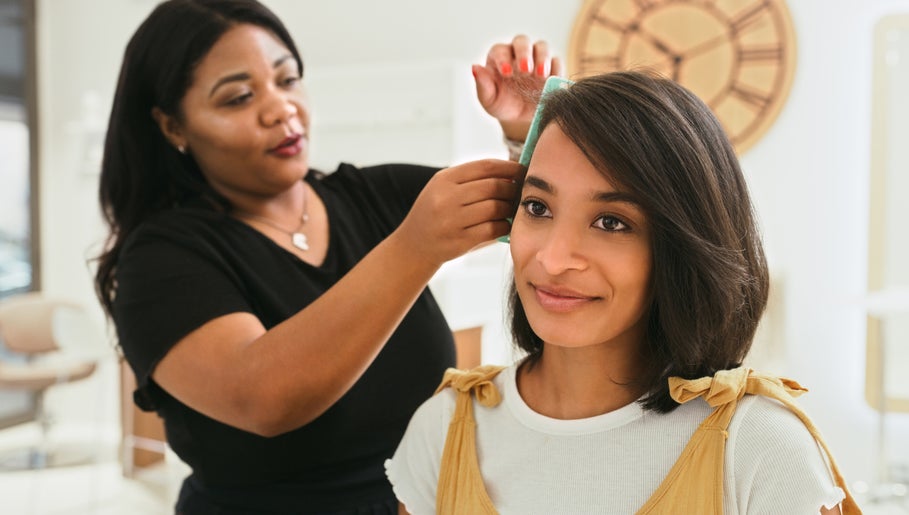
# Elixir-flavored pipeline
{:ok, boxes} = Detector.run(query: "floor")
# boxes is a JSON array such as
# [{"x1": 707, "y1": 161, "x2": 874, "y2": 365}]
[
  {"x1": 0, "y1": 359, "x2": 907, "y2": 514},
  {"x1": 0, "y1": 358, "x2": 191, "y2": 514}
]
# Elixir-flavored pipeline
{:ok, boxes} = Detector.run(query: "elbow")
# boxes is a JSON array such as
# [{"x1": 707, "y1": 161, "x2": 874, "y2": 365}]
[
  {"x1": 235, "y1": 389, "x2": 320, "y2": 438},
  {"x1": 241, "y1": 405, "x2": 298, "y2": 438}
]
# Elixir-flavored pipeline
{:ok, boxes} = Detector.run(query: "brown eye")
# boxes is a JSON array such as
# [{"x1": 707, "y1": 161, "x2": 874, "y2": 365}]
[
  {"x1": 594, "y1": 215, "x2": 629, "y2": 232},
  {"x1": 521, "y1": 199, "x2": 550, "y2": 218}
]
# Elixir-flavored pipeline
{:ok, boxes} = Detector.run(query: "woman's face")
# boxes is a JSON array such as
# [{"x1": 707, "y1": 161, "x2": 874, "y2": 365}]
[
  {"x1": 510, "y1": 123, "x2": 653, "y2": 351},
  {"x1": 163, "y1": 23, "x2": 310, "y2": 200}
]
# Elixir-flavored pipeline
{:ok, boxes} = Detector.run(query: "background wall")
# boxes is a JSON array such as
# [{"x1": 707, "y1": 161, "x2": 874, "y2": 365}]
[{"x1": 34, "y1": 0, "x2": 909, "y2": 488}]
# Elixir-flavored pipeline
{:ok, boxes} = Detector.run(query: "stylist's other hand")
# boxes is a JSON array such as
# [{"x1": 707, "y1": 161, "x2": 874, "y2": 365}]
[
  {"x1": 396, "y1": 159, "x2": 523, "y2": 265},
  {"x1": 473, "y1": 35, "x2": 563, "y2": 141}
]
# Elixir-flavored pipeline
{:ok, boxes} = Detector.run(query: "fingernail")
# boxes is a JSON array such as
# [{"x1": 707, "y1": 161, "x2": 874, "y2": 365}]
[
  {"x1": 536, "y1": 62, "x2": 546, "y2": 77},
  {"x1": 471, "y1": 65, "x2": 478, "y2": 79},
  {"x1": 520, "y1": 58, "x2": 530, "y2": 73},
  {"x1": 500, "y1": 62, "x2": 513, "y2": 76}
]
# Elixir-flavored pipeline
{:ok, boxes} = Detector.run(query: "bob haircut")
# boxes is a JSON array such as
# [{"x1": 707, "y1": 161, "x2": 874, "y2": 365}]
[
  {"x1": 508, "y1": 71, "x2": 770, "y2": 413},
  {"x1": 95, "y1": 0, "x2": 303, "y2": 315}
]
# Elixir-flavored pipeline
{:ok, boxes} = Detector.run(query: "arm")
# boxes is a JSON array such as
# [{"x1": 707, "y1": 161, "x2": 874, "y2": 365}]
[
  {"x1": 472, "y1": 35, "x2": 564, "y2": 150},
  {"x1": 151, "y1": 160, "x2": 522, "y2": 436}
]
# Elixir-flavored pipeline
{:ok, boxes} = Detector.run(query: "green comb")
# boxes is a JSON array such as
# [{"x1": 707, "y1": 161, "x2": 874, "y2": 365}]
[{"x1": 499, "y1": 75, "x2": 575, "y2": 243}]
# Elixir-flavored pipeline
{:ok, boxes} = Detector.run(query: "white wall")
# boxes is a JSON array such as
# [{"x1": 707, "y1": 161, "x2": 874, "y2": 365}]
[{"x1": 35, "y1": 0, "x2": 909, "y2": 487}]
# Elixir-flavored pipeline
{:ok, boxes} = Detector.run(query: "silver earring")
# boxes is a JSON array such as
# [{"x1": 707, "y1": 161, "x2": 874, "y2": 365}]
[{"x1": 177, "y1": 145, "x2": 186, "y2": 154}]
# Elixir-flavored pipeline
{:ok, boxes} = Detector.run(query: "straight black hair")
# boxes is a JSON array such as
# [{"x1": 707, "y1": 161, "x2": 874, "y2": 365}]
[{"x1": 95, "y1": 0, "x2": 303, "y2": 315}]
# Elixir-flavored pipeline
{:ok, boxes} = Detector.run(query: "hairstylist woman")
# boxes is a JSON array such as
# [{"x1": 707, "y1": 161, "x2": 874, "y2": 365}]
[{"x1": 93, "y1": 1, "x2": 560, "y2": 512}]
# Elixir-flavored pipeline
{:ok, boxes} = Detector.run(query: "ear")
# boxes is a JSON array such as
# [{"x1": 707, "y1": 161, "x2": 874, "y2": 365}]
[{"x1": 151, "y1": 106, "x2": 187, "y2": 151}]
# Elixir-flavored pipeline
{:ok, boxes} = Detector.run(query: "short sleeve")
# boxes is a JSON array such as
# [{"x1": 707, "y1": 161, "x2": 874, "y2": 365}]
[
  {"x1": 726, "y1": 396, "x2": 846, "y2": 514},
  {"x1": 113, "y1": 217, "x2": 253, "y2": 410},
  {"x1": 385, "y1": 388, "x2": 456, "y2": 515}
]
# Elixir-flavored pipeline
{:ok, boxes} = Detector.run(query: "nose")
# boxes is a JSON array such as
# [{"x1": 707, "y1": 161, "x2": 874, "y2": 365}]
[
  {"x1": 260, "y1": 89, "x2": 297, "y2": 127},
  {"x1": 534, "y1": 225, "x2": 588, "y2": 276}
]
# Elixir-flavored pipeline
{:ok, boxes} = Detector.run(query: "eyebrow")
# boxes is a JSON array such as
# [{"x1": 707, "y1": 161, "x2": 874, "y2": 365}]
[
  {"x1": 524, "y1": 174, "x2": 641, "y2": 206},
  {"x1": 208, "y1": 54, "x2": 296, "y2": 98}
]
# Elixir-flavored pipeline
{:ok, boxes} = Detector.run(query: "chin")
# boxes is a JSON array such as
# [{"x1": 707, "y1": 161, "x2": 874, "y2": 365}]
[{"x1": 527, "y1": 319, "x2": 595, "y2": 349}]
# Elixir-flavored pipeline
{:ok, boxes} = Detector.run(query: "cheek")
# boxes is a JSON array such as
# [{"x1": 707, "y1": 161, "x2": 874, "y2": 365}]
[
  {"x1": 508, "y1": 222, "x2": 535, "y2": 273},
  {"x1": 196, "y1": 117, "x2": 248, "y2": 147},
  {"x1": 616, "y1": 247, "x2": 652, "y2": 301}
]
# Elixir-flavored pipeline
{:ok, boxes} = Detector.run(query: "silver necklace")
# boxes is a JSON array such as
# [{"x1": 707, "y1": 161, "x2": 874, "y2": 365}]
[{"x1": 236, "y1": 184, "x2": 310, "y2": 251}]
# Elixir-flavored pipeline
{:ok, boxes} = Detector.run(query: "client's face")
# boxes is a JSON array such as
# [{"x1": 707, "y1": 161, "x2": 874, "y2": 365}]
[{"x1": 510, "y1": 124, "x2": 652, "y2": 351}]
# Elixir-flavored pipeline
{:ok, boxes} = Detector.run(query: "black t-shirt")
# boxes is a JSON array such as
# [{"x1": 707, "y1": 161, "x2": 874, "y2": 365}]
[{"x1": 113, "y1": 163, "x2": 456, "y2": 514}]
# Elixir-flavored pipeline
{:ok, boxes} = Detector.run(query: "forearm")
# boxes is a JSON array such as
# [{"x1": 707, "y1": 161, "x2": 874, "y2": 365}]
[{"x1": 240, "y1": 231, "x2": 441, "y2": 434}]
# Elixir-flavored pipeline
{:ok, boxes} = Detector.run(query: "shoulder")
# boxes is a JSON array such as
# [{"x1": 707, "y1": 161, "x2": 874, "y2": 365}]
[
  {"x1": 123, "y1": 205, "x2": 227, "y2": 251},
  {"x1": 115, "y1": 210, "x2": 223, "y2": 276},
  {"x1": 728, "y1": 394, "x2": 819, "y2": 455},
  {"x1": 725, "y1": 394, "x2": 845, "y2": 513}
]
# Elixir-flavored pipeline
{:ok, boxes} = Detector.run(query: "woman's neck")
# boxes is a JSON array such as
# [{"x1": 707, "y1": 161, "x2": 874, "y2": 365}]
[
  {"x1": 517, "y1": 343, "x2": 648, "y2": 420},
  {"x1": 227, "y1": 179, "x2": 307, "y2": 220}
]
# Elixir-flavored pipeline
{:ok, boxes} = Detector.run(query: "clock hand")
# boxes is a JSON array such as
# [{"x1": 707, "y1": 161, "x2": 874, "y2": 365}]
[
  {"x1": 630, "y1": 22, "x2": 682, "y2": 59},
  {"x1": 635, "y1": 28, "x2": 684, "y2": 79},
  {"x1": 679, "y1": 33, "x2": 730, "y2": 61},
  {"x1": 638, "y1": 31, "x2": 681, "y2": 60}
]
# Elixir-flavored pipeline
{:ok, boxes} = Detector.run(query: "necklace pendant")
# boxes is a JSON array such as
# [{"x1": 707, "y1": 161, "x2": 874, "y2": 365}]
[{"x1": 292, "y1": 232, "x2": 309, "y2": 251}]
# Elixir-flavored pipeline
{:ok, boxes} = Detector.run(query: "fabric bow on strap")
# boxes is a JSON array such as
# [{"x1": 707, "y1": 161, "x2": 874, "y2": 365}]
[
  {"x1": 435, "y1": 365, "x2": 505, "y2": 408},
  {"x1": 637, "y1": 367, "x2": 861, "y2": 515}
]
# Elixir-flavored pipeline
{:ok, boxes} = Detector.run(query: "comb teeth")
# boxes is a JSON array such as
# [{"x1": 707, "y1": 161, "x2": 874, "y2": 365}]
[{"x1": 518, "y1": 76, "x2": 575, "y2": 167}]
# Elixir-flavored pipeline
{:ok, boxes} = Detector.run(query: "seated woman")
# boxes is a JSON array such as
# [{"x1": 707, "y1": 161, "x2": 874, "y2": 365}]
[{"x1": 384, "y1": 71, "x2": 861, "y2": 515}]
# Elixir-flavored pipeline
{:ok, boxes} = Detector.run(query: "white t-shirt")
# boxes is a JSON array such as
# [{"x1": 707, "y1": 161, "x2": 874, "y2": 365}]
[{"x1": 385, "y1": 364, "x2": 845, "y2": 515}]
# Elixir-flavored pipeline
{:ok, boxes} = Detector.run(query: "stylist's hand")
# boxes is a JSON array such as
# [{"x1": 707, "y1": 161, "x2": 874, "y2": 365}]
[
  {"x1": 396, "y1": 159, "x2": 523, "y2": 265},
  {"x1": 472, "y1": 35, "x2": 563, "y2": 141}
]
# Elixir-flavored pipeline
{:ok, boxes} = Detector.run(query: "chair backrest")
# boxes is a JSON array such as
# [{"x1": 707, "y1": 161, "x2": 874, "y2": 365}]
[{"x1": 0, "y1": 292, "x2": 82, "y2": 355}]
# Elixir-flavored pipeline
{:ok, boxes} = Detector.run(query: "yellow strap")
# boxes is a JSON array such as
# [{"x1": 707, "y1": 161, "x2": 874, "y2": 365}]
[
  {"x1": 637, "y1": 368, "x2": 861, "y2": 514},
  {"x1": 435, "y1": 365, "x2": 506, "y2": 515}
]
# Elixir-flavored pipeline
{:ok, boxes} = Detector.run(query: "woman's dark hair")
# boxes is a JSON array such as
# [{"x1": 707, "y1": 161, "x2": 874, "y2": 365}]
[
  {"x1": 94, "y1": 0, "x2": 303, "y2": 315},
  {"x1": 508, "y1": 71, "x2": 770, "y2": 413}
]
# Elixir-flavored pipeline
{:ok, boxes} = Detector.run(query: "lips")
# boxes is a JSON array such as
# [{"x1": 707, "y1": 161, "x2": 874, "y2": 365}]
[
  {"x1": 531, "y1": 284, "x2": 599, "y2": 313},
  {"x1": 269, "y1": 133, "x2": 304, "y2": 157}
]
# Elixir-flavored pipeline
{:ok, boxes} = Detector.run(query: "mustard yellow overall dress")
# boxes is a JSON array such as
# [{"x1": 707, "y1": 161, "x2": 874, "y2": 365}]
[{"x1": 433, "y1": 365, "x2": 861, "y2": 515}]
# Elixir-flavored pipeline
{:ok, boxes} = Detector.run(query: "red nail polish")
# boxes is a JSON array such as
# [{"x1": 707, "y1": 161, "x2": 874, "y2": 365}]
[
  {"x1": 500, "y1": 62, "x2": 513, "y2": 76},
  {"x1": 471, "y1": 66, "x2": 478, "y2": 79},
  {"x1": 536, "y1": 63, "x2": 546, "y2": 77},
  {"x1": 520, "y1": 58, "x2": 530, "y2": 73}
]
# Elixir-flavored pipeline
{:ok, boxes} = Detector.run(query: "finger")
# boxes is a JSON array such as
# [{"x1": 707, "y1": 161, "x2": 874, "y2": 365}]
[
  {"x1": 511, "y1": 34, "x2": 533, "y2": 74},
  {"x1": 532, "y1": 40, "x2": 551, "y2": 77},
  {"x1": 459, "y1": 198, "x2": 519, "y2": 230},
  {"x1": 472, "y1": 64, "x2": 498, "y2": 109},
  {"x1": 445, "y1": 159, "x2": 525, "y2": 184},
  {"x1": 487, "y1": 43, "x2": 515, "y2": 77},
  {"x1": 457, "y1": 177, "x2": 521, "y2": 205},
  {"x1": 551, "y1": 56, "x2": 564, "y2": 78}
]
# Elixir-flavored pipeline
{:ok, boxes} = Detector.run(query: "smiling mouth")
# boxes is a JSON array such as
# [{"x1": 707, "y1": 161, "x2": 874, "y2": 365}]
[{"x1": 532, "y1": 284, "x2": 600, "y2": 312}]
